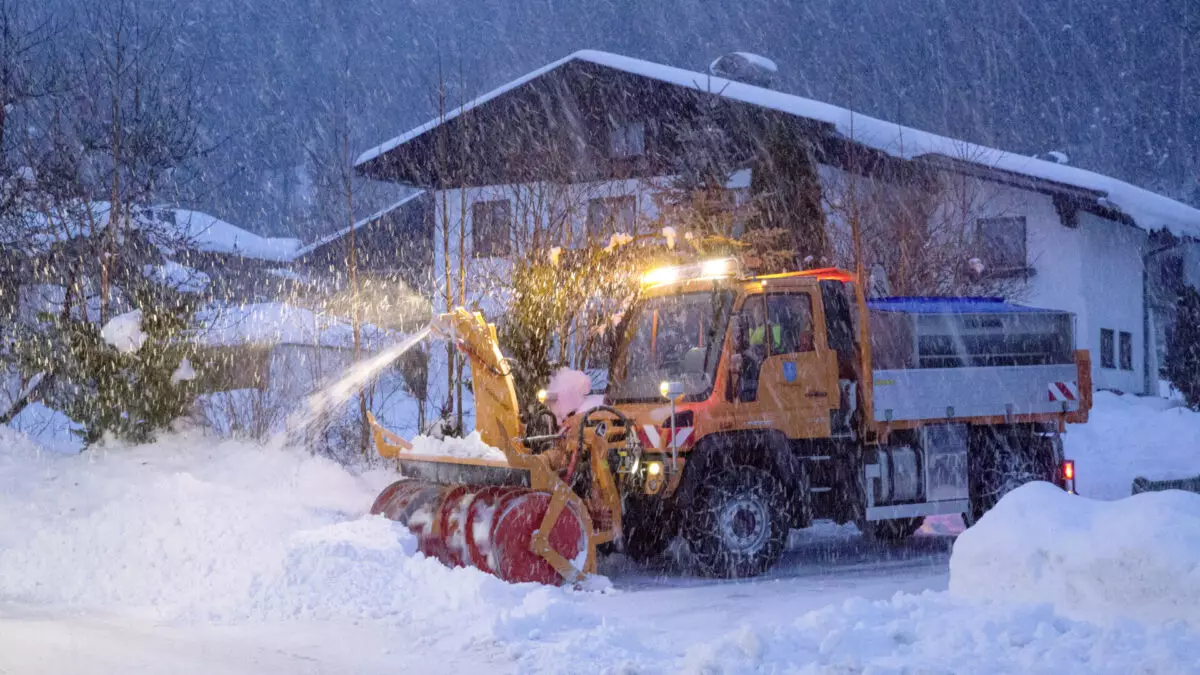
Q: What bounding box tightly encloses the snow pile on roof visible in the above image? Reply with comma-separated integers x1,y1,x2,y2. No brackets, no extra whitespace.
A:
1065,391,1200,500
195,302,397,350
950,481,1200,626
358,50,1200,238
169,209,300,261
100,310,147,354
406,430,505,460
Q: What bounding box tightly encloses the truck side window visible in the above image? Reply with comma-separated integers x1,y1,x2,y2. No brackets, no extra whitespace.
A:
738,295,768,402
766,294,815,354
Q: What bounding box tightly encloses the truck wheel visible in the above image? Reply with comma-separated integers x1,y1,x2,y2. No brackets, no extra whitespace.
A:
860,517,924,542
965,429,1056,526
620,494,678,563
682,465,788,578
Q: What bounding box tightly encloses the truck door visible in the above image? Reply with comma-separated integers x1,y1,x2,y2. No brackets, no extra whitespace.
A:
734,291,836,439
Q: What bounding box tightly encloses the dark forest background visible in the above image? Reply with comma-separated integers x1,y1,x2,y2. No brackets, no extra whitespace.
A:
13,0,1200,238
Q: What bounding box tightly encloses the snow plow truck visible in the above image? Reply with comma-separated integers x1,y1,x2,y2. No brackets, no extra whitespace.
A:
369,259,1091,584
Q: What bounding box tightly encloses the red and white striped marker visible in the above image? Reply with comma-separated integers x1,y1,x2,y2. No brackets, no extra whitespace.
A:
1048,381,1079,402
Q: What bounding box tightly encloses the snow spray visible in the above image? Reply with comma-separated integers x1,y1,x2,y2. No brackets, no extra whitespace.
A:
285,325,432,438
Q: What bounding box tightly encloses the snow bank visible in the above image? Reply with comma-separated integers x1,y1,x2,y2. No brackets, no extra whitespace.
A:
1066,391,1200,500
406,430,505,460
0,430,598,643
100,310,147,354
950,482,1200,626
2,422,1198,672
682,591,1200,674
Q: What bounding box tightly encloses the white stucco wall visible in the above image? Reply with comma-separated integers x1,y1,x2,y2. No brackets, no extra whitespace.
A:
956,179,1149,394
430,169,1153,394
1078,212,1148,393
429,177,690,317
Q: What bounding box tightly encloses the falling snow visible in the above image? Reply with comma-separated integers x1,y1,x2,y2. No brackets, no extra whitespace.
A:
2,1,1199,673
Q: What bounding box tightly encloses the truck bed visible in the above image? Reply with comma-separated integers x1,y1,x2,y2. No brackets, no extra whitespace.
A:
872,363,1082,422
867,297,1082,423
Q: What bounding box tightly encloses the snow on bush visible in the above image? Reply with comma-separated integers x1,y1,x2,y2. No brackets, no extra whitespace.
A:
950,481,1200,626
661,226,677,249
406,430,505,460
604,232,633,252
1065,391,1200,500
170,357,197,384
100,310,147,354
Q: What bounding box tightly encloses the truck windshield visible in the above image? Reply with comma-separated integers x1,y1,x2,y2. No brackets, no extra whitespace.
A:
608,290,732,402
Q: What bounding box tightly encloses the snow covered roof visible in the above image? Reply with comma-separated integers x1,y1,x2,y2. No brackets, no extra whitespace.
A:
291,192,425,260
6,203,301,262
357,49,1200,238
166,209,301,262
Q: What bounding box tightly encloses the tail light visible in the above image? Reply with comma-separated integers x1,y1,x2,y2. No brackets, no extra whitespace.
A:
1061,459,1076,494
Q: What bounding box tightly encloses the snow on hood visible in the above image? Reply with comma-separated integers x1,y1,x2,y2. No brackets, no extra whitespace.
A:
357,49,1200,238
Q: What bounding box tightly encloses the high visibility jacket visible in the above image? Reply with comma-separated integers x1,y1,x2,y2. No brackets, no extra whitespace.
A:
749,324,782,351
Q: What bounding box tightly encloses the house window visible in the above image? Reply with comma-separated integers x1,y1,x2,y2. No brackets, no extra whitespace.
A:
1119,331,1133,371
471,199,511,258
1100,328,1115,369
975,216,1027,272
609,122,645,159
586,196,637,239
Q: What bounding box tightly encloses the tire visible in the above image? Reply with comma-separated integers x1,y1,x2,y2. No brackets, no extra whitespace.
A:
965,428,1057,526
860,517,924,542
682,465,789,578
620,494,678,563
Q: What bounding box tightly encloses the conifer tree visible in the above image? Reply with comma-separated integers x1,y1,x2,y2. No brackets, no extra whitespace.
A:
1166,286,1200,410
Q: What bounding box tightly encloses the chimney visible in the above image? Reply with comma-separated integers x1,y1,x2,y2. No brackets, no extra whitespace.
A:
708,52,779,89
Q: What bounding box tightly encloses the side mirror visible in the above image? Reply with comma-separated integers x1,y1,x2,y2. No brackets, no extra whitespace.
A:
730,314,747,352
727,352,744,402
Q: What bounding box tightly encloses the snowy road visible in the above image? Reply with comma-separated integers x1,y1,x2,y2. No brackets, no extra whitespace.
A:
0,528,953,675
593,524,953,632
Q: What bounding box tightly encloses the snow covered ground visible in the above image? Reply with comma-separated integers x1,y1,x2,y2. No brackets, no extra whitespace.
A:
2,393,1200,673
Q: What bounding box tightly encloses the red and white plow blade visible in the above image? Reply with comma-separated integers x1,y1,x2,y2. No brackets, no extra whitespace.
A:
1048,381,1079,402
369,480,586,586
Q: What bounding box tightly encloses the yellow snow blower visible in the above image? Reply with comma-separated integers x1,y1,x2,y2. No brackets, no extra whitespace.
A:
368,308,632,585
